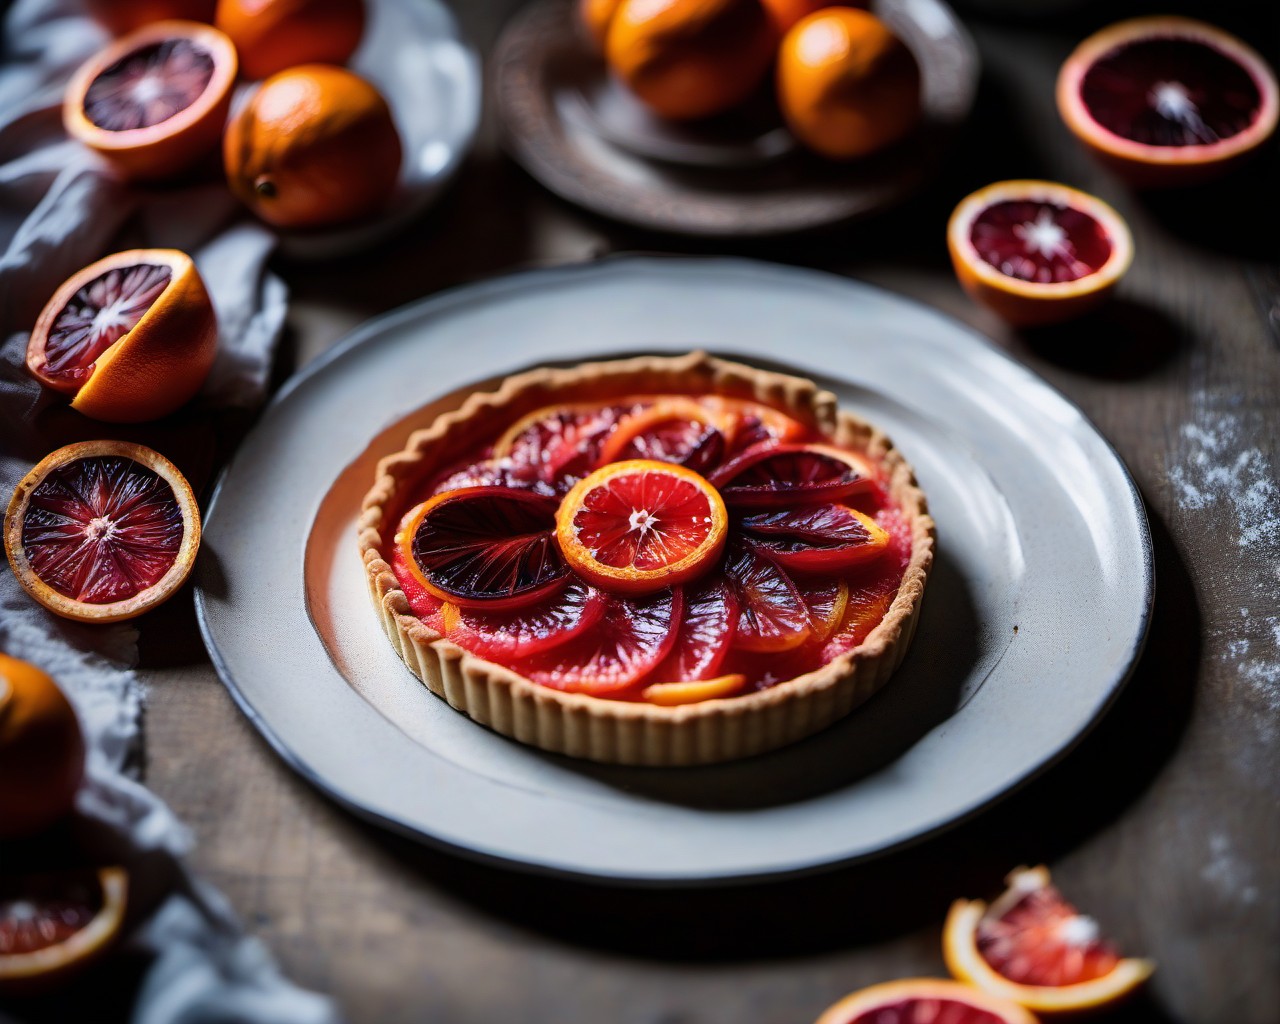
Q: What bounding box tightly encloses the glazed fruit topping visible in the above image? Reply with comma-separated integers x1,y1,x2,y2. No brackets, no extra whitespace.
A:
740,504,890,573
598,399,727,474
798,578,850,642
723,542,811,652
970,200,1113,284
494,402,629,488
710,442,873,508
84,38,215,131
440,578,606,660
651,577,740,682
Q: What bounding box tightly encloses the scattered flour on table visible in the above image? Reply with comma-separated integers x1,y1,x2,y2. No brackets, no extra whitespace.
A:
1200,832,1260,906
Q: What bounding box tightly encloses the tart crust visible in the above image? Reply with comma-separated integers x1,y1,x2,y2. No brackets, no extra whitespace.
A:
359,352,934,766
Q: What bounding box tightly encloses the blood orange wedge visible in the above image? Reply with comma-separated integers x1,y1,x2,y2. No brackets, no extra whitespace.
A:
710,443,874,509
0,867,128,993
741,504,889,574
494,402,631,488
815,978,1037,1024
1057,17,1279,187
63,20,237,182
440,579,606,660
651,577,740,682
26,249,217,423
5,442,201,623
642,673,747,706
516,588,682,694
556,460,729,595
948,180,1134,328
944,865,1156,1014
398,487,567,612
598,398,728,474
724,542,810,652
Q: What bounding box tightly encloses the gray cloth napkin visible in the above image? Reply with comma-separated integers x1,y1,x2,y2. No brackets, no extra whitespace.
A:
1,1,340,1021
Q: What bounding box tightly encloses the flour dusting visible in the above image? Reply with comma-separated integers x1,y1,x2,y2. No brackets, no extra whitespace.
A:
1168,416,1280,549
1201,833,1260,906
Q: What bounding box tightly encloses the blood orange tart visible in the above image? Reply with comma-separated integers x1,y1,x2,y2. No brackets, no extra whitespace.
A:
360,352,933,765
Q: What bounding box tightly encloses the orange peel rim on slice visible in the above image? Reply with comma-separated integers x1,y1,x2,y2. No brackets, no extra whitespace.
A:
814,977,1039,1024
642,673,748,706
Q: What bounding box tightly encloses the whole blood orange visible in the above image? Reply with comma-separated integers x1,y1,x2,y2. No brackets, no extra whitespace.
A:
815,978,1038,1024
85,0,217,35
0,868,128,993
4,441,202,623
944,865,1156,1013
224,64,402,229
605,0,778,121
761,0,865,37
579,0,624,51
215,0,365,81
0,655,85,840
26,248,217,423
777,7,921,160
63,20,237,182
1057,17,1278,187
948,180,1134,327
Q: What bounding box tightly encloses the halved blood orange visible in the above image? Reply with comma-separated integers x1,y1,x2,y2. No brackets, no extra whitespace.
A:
724,542,810,652
1058,17,1279,186
642,673,747,706
440,578,606,660
4,442,201,623
26,249,217,423
815,978,1037,1024
494,402,632,488
556,460,729,595
0,867,128,993
945,866,1155,1014
948,180,1134,328
398,487,567,612
516,588,682,694
597,398,729,473
651,577,740,682
740,504,890,573
710,443,874,509
63,20,237,182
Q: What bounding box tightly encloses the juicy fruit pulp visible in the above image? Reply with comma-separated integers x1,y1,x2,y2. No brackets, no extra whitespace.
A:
816,979,1038,1024
83,38,214,131
0,882,100,956
843,1000,1009,1024
969,200,1113,284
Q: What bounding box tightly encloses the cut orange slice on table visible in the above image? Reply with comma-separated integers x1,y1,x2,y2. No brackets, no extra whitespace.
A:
945,865,1156,1014
740,504,890,573
5,442,201,623
598,398,730,474
724,542,811,652
642,673,747,706
1057,17,1278,187
556,459,729,595
711,442,874,508
815,978,1038,1024
0,867,128,993
398,487,568,612
26,249,217,423
948,180,1134,328
64,20,237,181
439,578,606,660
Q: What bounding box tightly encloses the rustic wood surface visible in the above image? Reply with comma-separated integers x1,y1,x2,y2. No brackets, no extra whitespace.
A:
54,1,1280,1021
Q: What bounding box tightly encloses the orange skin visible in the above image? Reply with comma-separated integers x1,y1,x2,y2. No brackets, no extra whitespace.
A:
760,0,866,36
224,64,402,229
606,0,778,121
580,0,624,51
215,0,365,81
84,0,216,35
63,20,237,182
776,7,921,160
0,654,85,840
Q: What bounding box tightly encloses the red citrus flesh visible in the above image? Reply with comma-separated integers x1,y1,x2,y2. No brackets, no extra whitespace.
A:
441,579,606,660
969,200,1113,284
19,454,184,604
33,263,173,392
798,578,848,642
710,443,873,508
496,403,631,488
739,504,890,573
599,404,726,474
404,487,567,611
651,577,740,682
430,458,557,498
516,588,683,694
0,880,102,956
842,999,1009,1024
724,543,810,652
83,38,215,131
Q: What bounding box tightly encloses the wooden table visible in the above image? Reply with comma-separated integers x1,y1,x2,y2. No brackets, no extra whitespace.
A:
138,2,1279,1022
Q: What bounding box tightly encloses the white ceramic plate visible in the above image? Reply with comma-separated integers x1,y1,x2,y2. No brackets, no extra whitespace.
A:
196,258,1152,884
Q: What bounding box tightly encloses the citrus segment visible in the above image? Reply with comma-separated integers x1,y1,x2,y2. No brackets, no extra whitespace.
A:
63,21,237,181
741,504,890,573
0,868,128,992
495,402,631,488
598,398,728,473
816,978,1038,1024
26,249,217,423
556,460,728,595
944,866,1156,1013
430,458,557,498
399,487,566,612
5,442,201,623
700,397,807,456
724,542,810,652
643,673,747,706
440,579,606,660
711,443,873,508
215,0,365,80
517,588,682,694
798,578,848,642
651,577,740,682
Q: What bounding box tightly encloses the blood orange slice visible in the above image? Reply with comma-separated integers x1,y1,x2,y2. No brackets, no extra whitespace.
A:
1058,17,1279,186
4,441,201,623
598,398,728,474
944,865,1156,1013
710,443,873,509
816,978,1037,1024
440,578,606,660
740,504,890,574
798,578,849,642
516,588,682,694
724,542,810,652
494,402,631,488
642,673,747,706
948,180,1134,328
430,458,557,498
651,577,740,682
700,397,808,457
398,487,567,612
63,20,238,181
26,249,217,423
0,867,128,993
556,460,729,595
